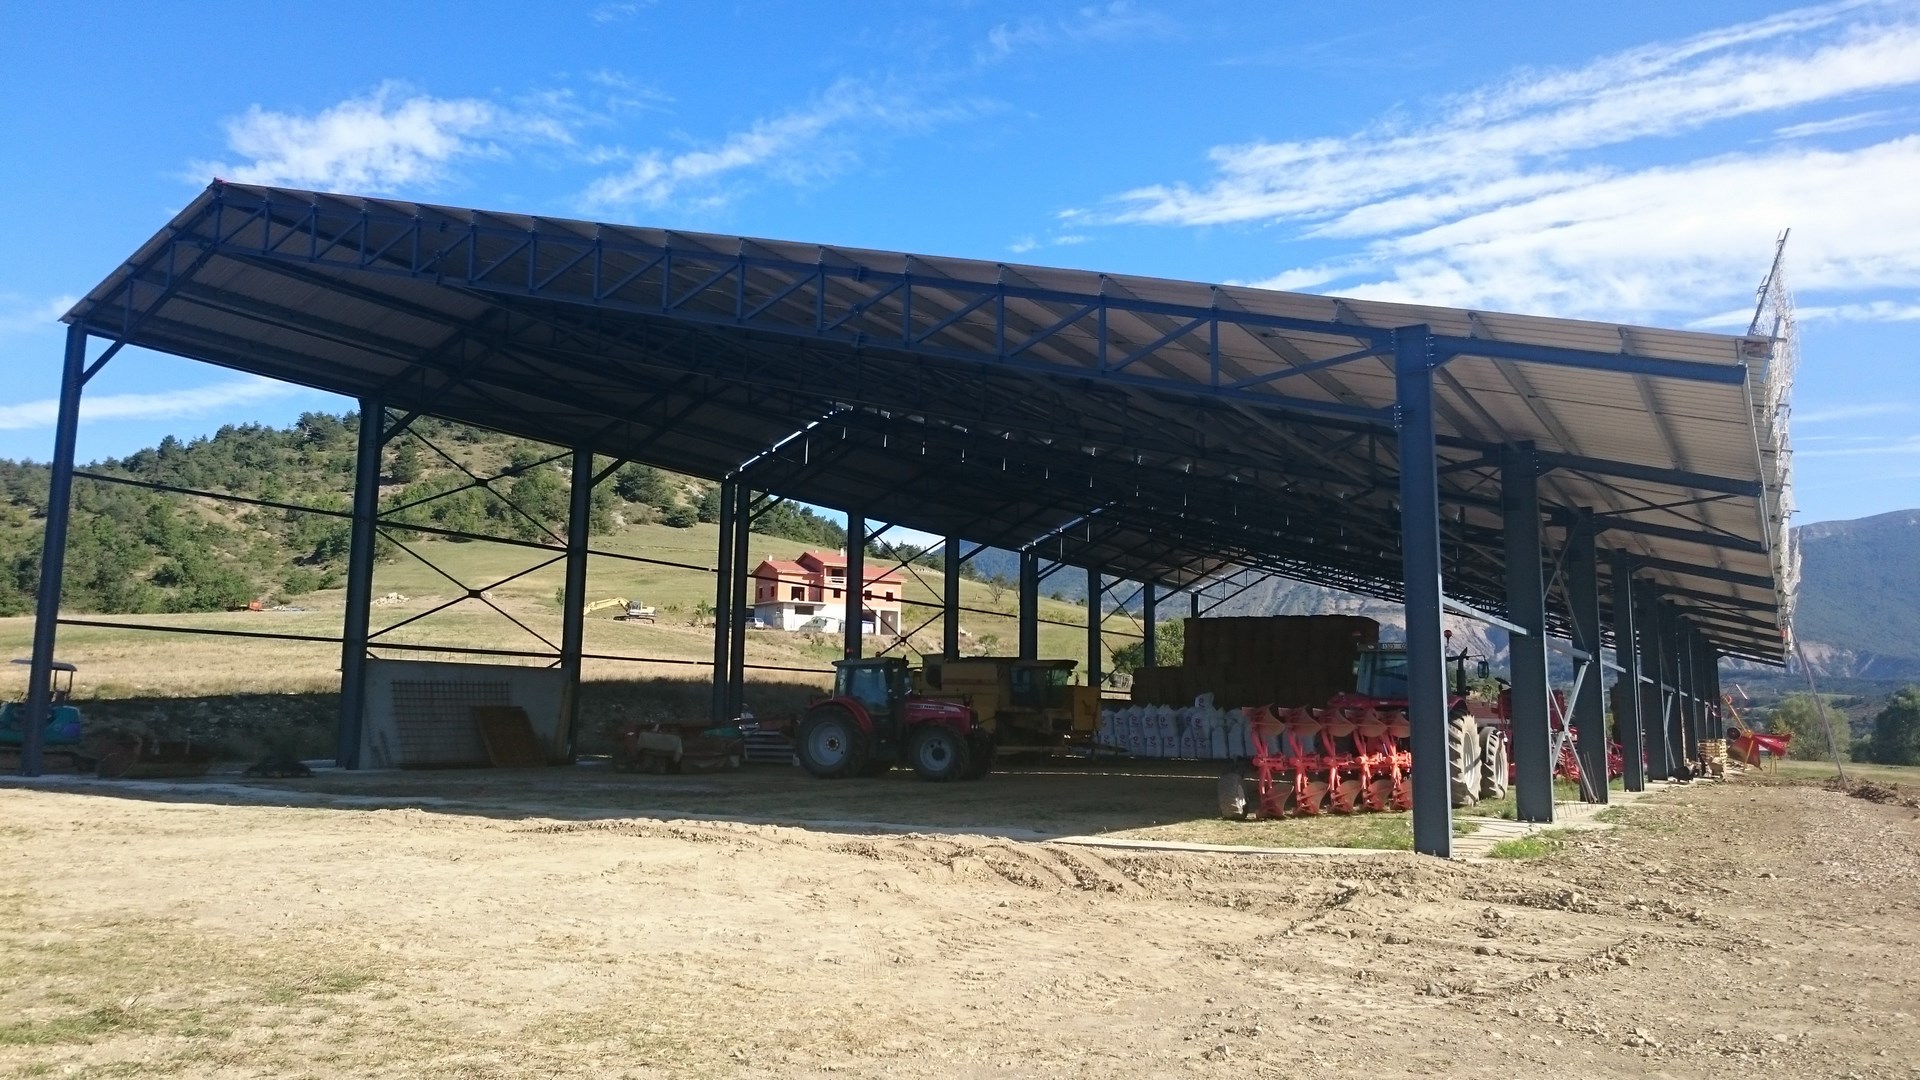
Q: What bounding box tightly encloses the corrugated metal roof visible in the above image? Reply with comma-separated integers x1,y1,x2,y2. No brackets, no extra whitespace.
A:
65,182,1795,662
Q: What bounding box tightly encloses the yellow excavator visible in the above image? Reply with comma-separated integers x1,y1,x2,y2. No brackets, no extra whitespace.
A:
585,597,656,622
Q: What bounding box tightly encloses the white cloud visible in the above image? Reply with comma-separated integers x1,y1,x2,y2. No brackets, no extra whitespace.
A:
1798,434,1920,455
0,378,295,431
978,2,1173,64
1080,1,1920,322
0,295,76,336
194,82,568,193
1795,402,1914,423
580,80,972,212
1774,107,1905,137
589,2,650,24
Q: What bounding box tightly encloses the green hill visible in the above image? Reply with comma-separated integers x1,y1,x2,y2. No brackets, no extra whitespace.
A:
0,413,857,618
1790,509,1920,678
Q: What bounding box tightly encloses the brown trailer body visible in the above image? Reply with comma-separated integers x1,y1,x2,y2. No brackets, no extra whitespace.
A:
1131,615,1381,709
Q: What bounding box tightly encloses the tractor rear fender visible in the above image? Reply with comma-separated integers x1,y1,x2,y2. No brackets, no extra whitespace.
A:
812,696,877,733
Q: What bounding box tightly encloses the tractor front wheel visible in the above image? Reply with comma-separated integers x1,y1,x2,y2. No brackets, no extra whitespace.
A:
907,725,971,782
796,707,869,779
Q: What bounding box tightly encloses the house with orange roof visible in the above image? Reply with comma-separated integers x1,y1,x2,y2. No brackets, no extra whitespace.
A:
749,549,904,634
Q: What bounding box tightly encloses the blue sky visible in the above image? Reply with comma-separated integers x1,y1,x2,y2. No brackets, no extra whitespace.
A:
1,0,1917,525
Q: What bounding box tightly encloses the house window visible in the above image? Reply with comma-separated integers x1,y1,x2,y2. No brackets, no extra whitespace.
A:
832,589,841,598
862,589,872,600
884,590,894,600
790,586,805,600
795,605,815,615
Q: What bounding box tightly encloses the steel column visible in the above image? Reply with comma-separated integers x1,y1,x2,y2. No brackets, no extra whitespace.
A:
1677,618,1700,765
1189,589,1201,620
727,481,750,717
335,398,384,768
1395,326,1452,857
1017,550,1039,660
1086,566,1103,687
1639,585,1673,779
943,539,962,657
1501,443,1553,822
711,479,736,722
20,324,87,776
558,447,593,759
1142,583,1158,669
1566,508,1607,803
844,511,865,659
1612,553,1646,791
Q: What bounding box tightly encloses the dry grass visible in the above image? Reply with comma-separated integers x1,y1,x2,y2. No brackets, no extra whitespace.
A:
1,523,1118,705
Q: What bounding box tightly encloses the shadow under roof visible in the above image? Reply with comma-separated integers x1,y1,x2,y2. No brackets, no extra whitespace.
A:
65,182,1797,662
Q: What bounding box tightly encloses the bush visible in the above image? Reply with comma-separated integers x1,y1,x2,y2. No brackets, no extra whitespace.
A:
661,505,698,529
1866,687,1920,766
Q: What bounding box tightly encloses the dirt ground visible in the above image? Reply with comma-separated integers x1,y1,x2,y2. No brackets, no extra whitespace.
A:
2,772,1916,1078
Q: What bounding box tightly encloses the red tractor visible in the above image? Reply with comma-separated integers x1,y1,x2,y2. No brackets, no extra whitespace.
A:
795,657,993,782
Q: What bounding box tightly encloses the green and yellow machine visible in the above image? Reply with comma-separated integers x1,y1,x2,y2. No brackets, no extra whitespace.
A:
913,656,1103,756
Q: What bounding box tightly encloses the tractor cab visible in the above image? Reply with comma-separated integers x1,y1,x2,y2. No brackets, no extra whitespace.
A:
1,659,85,761
1353,645,1410,701
832,657,913,724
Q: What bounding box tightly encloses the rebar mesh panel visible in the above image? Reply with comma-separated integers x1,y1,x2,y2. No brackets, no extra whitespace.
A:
389,679,510,767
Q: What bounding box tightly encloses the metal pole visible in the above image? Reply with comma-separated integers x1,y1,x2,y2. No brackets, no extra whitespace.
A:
558,447,593,760
1142,582,1158,669
943,538,962,657
1639,585,1672,780
1085,565,1103,687
1566,508,1607,803
728,482,750,718
1017,549,1039,660
1188,588,1201,620
710,478,736,723
1395,326,1452,857
1611,552,1646,792
335,398,384,769
1502,443,1553,822
20,323,87,776
844,510,864,659
1677,617,1700,766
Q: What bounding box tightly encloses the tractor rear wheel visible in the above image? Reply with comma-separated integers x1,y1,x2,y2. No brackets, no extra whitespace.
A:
1447,712,1481,807
961,733,996,780
1478,727,1510,801
906,725,970,782
795,707,868,779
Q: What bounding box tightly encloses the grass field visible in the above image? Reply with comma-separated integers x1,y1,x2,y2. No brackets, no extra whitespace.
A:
1,521,1130,703
1774,758,1920,785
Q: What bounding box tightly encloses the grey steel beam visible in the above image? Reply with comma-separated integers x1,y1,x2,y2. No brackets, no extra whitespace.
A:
1535,451,1763,499
1142,582,1158,669
844,510,865,660
1612,552,1646,792
728,481,751,717
1396,326,1452,858
559,447,594,760
1502,443,1553,822
1675,612,1700,766
1086,565,1103,687
1566,509,1607,803
336,399,384,768
711,478,737,722
1018,550,1039,660
20,324,87,776
943,539,962,657
1638,585,1672,779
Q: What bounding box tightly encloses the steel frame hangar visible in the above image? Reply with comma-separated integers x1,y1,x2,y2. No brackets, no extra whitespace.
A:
19,183,1796,856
